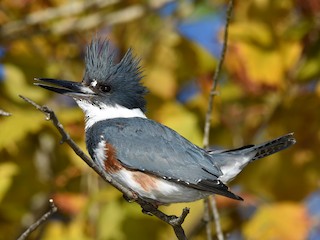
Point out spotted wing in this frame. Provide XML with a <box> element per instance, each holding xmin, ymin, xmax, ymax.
<box><xmin>86</xmin><ymin>117</ymin><xmax>241</xmax><ymax>200</ymax></box>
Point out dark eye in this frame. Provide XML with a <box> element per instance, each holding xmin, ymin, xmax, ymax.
<box><xmin>98</xmin><ymin>84</ymin><xmax>111</xmax><ymax>93</ymax></box>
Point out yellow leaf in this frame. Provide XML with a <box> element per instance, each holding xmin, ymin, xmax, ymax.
<box><xmin>243</xmin><ymin>202</ymin><xmax>310</xmax><ymax>240</ymax></box>
<box><xmin>280</xmin><ymin>41</ymin><xmax>301</xmax><ymax>70</ymax></box>
<box><xmin>145</xmin><ymin>67</ymin><xmax>177</xmax><ymax>99</ymax></box>
<box><xmin>226</xmin><ymin>22</ymin><xmax>301</xmax><ymax>91</ymax></box>
<box><xmin>0</xmin><ymin>110</ymin><xmax>45</xmax><ymax>153</ymax></box>
<box><xmin>229</xmin><ymin>21</ymin><xmax>273</xmax><ymax>47</ymax></box>
<box><xmin>154</xmin><ymin>102</ymin><xmax>203</xmax><ymax>146</ymax></box>
<box><xmin>98</xmin><ymin>201</ymin><xmax>126</xmax><ymax>240</ymax></box>
<box><xmin>3</xmin><ymin>64</ymin><xmax>46</xmax><ymax>103</ymax></box>
<box><xmin>42</xmin><ymin>217</ymin><xmax>88</xmax><ymax>240</ymax></box>
<box><xmin>143</xmin><ymin>36</ymin><xmax>179</xmax><ymax>100</ymax></box>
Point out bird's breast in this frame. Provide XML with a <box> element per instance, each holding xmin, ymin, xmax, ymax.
<box><xmin>92</xmin><ymin>138</ymin><xmax>210</xmax><ymax>204</ymax></box>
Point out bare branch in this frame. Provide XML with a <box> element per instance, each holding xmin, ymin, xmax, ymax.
<box><xmin>201</xmin><ymin>1</ymin><xmax>234</xmax><ymax>240</ymax></box>
<box><xmin>19</xmin><ymin>95</ymin><xmax>189</xmax><ymax>240</ymax></box>
<box><xmin>203</xmin><ymin>199</ymin><xmax>213</xmax><ymax>240</ymax></box>
<box><xmin>140</xmin><ymin>203</ymin><xmax>190</xmax><ymax>239</ymax></box>
<box><xmin>17</xmin><ymin>199</ymin><xmax>57</xmax><ymax>240</ymax></box>
<box><xmin>203</xmin><ymin>0</ymin><xmax>234</xmax><ymax>148</ymax></box>
<box><xmin>210</xmin><ymin>196</ymin><xmax>224</xmax><ymax>240</ymax></box>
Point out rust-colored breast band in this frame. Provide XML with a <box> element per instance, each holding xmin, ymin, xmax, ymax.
<box><xmin>104</xmin><ymin>142</ymin><xmax>123</xmax><ymax>173</ymax></box>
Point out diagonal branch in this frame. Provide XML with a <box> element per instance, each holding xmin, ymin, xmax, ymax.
<box><xmin>19</xmin><ymin>95</ymin><xmax>134</xmax><ymax>198</ymax></box>
<box><xmin>201</xmin><ymin>1</ymin><xmax>234</xmax><ymax>240</ymax></box>
<box><xmin>19</xmin><ymin>95</ymin><xmax>189</xmax><ymax>240</ymax></box>
<box><xmin>17</xmin><ymin>199</ymin><xmax>57</xmax><ymax>240</ymax></box>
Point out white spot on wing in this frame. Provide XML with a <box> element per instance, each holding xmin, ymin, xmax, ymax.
<box><xmin>94</xmin><ymin>139</ymin><xmax>107</xmax><ymax>170</ymax></box>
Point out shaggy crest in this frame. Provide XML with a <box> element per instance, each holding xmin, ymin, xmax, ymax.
<box><xmin>83</xmin><ymin>39</ymin><xmax>148</xmax><ymax>111</ymax></box>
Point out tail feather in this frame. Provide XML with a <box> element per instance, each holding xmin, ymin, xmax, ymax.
<box><xmin>210</xmin><ymin>133</ymin><xmax>296</xmax><ymax>183</ymax></box>
<box><xmin>250</xmin><ymin>133</ymin><xmax>296</xmax><ymax>161</ymax></box>
<box><xmin>221</xmin><ymin>132</ymin><xmax>296</xmax><ymax>161</ymax></box>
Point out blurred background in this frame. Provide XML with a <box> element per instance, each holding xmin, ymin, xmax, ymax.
<box><xmin>0</xmin><ymin>0</ymin><xmax>320</xmax><ymax>239</ymax></box>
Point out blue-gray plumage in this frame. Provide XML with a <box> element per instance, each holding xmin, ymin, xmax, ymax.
<box><xmin>35</xmin><ymin>38</ymin><xmax>296</xmax><ymax>205</ymax></box>
<box><xmin>86</xmin><ymin>117</ymin><xmax>241</xmax><ymax>201</ymax></box>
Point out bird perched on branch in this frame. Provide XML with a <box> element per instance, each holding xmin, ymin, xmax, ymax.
<box><xmin>35</xmin><ymin>39</ymin><xmax>296</xmax><ymax>205</ymax></box>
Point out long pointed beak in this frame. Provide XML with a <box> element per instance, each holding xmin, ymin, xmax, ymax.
<box><xmin>34</xmin><ymin>78</ymin><xmax>94</xmax><ymax>98</ymax></box>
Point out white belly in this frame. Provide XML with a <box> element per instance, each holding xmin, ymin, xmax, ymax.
<box><xmin>112</xmin><ymin>169</ymin><xmax>211</xmax><ymax>204</ymax></box>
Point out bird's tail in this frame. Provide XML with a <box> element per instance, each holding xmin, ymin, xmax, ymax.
<box><xmin>222</xmin><ymin>133</ymin><xmax>296</xmax><ymax>161</ymax></box>
<box><xmin>209</xmin><ymin>133</ymin><xmax>296</xmax><ymax>183</ymax></box>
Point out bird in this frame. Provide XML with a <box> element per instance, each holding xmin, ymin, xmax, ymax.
<box><xmin>35</xmin><ymin>39</ymin><xmax>296</xmax><ymax>205</ymax></box>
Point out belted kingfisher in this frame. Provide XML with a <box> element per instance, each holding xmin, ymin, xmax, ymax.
<box><xmin>35</xmin><ymin>39</ymin><xmax>296</xmax><ymax>205</ymax></box>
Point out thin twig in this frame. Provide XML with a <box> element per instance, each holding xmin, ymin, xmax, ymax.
<box><xmin>210</xmin><ymin>196</ymin><xmax>223</xmax><ymax>240</ymax></box>
<box><xmin>203</xmin><ymin>0</ymin><xmax>234</xmax><ymax>148</ymax></box>
<box><xmin>17</xmin><ymin>199</ymin><xmax>57</xmax><ymax>240</ymax></box>
<box><xmin>203</xmin><ymin>199</ymin><xmax>213</xmax><ymax>240</ymax></box>
<box><xmin>201</xmin><ymin>1</ymin><xmax>234</xmax><ymax>240</ymax></box>
<box><xmin>19</xmin><ymin>95</ymin><xmax>189</xmax><ymax>240</ymax></box>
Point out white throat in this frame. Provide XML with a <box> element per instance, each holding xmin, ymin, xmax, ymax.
<box><xmin>75</xmin><ymin>99</ymin><xmax>147</xmax><ymax>130</ymax></box>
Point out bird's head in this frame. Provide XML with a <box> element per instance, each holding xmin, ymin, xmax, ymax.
<box><xmin>35</xmin><ymin>39</ymin><xmax>148</xmax><ymax>128</ymax></box>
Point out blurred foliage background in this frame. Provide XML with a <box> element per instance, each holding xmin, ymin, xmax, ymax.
<box><xmin>0</xmin><ymin>0</ymin><xmax>320</xmax><ymax>239</ymax></box>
